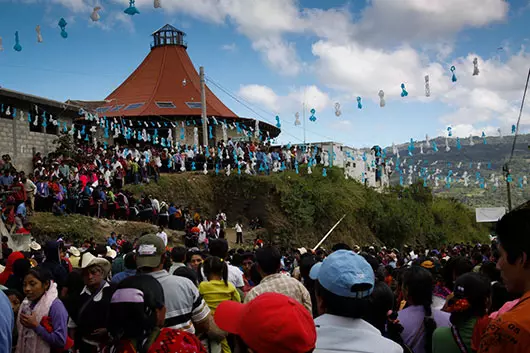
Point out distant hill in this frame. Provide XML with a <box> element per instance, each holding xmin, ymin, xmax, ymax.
<box><xmin>385</xmin><ymin>133</ymin><xmax>530</xmax><ymax>209</ymax></box>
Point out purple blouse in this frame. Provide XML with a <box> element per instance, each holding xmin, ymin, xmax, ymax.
<box><xmin>33</xmin><ymin>299</ymin><xmax>68</xmax><ymax>348</ymax></box>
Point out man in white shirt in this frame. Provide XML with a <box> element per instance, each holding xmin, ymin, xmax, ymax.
<box><xmin>156</xmin><ymin>226</ymin><xmax>168</xmax><ymax>247</ymax></box>
<box><xmin>234</xmin><ymin>221</ymin><xmax>243</xmax><ymax>245</ymax></box>
<box><xmin>310</xmin><ymin>250</ymin><xmax>403</xmax><ymax>353</ymax></box>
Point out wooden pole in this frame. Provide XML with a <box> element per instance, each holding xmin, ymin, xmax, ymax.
<box><xmin>312</xmin><ymin>214</ymin><xmax>347</xmax><ymax>252</ymax></box>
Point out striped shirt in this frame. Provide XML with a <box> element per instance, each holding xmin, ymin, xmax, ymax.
<box><xmin>147</xmin><ymin>270</ymin><xmax>210</xmax><ymax>333</ymax></box>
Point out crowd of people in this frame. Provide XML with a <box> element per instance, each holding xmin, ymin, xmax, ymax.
<box><xmin>0</xmin><ymin>207</ymin><xmax>529</xmax><ymax>353</ymax></box>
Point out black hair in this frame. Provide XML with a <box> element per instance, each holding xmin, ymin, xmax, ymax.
<box><xmin>331</xmin><ymin>243</ymin><xmax>352</xmax><ymax>252</ymax></box>
<box><xmin>1</xmin><ymin>236</ymin><xmax>8</xmax><ymax>243</ymax></box>
<box><xmin>480</xmin><ymin>261</ymin><xmax>501</xmax><ymax>283</ymax></box>
<box><xmin>121</xmin><ymin>241</ymin><xmax>133</xmax><ymax>255</ymax></box>
<box><xmin>13</xmin><ymin>258</ymin><xmax>31</xmax><ymax>278</ymax></box>
<box><xmin>364</xmin><ymin>281</ymin><xmax>395</xmax><ymax>334</ymax></box>
<box><xmin>452</xmin><ymin>257</ymin><xmax>474</xmax><ymax>280</ymax></box>
<box><xmin>255</xmin><ymin>246</ymin><xmax>281</xmax><ymax>275</ymax></box>
<box><xmin>402</xmin><ymin>266</ymin><xmax>436</xmax><ymax>353</ymax></box>
<box><xmin>449</xmin><ymin>273</ymin><xmax>491</xmax><ymax>326</ymax></box>
<box><xmin>170</xmin><ymin>246</ymin><xmax>187</xmax><ymax>263</ymax></box>
<box><xmin>108</xmin><ymin>275</ymin><xmax>165</xmax><ymax>353</ymax></box>
<box><xmin>472</xmin><ymin>252</ymin><xmax>483</xmax><ymax>265</ymax></box>
<box><xmin>496</xmin><ymin>209</ymin><xmax>530</xmax><ymax>265</ymax></box>
<box><xmin>209</xmin><ymin>239</ymin><xmax>229</xmax><ymax>259</ymax></box>
<box><xmin>25</xmin><ymin>267</ymin><xmax>53</xmax><ymax>294</ymax></box>
<box><xmin>202</xmin><ymin>256</ymin><xmax>228</xmax><ymax>286</ymax></box>
<box><xmin>3</xmin><ymin>289</ymin><xmax>24</xmax><ymax>302</ymax></box>
<box><xmin>186</xmin><ymin>250</ymin><xmax>204</xmax><ymax>264</ymax></box>
<box><xmin>316</xmin><ymin>281</ymin><xmax>369</xmax><ymax>318</ymax></box>
<box><xmin>124</xmin><ymin>253</ymin><xmax>137</xmax><ymax>270</ymax></box>
<box><xmin>173</xmin><ymin>266</ymin><xmax>199</xmax><ymax>286</ymax></box>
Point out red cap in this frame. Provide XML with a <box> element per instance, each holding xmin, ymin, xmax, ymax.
<box><xmin>214</xmin><ymin>293</ymin><xmax>316</xmax><ymax>353</ymax></box>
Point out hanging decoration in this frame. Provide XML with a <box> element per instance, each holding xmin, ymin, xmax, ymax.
<box><xmin>447</xmin><ymin>126</ymin><xmax>452</xmax><ymax>137</ymax></box>
<box><xmin>36</xmin><ymin>25</ymin><xmax>43</xmax><ymax>43</ymax></box>
<box><xmin>482</xmin><ymin>131</ymin><xmax>487</xmax><ymax>144</ymax></box>
<box><xmin>124</xmin><ymin>0</ymin><xmax>140</xmax><ymax>15</ymax></box>
<box><xmin>498</xmin><ymin>128</ymin><xmax>503</xmax><ymax>140</ymax></box>
<box><xmin>456</xmin><ymin>137</ymin><xmax>461</xmax><ymax>150</ymax></box>
<box><xmin>356</xmin><ymin>97</ymin><xmax>363</xmax><ymax>110</ymax></box>
<box><xmin>378</xmin><ymin>90</ymin><xmax>386</xmax><ymax>107</ymax></box>
<box><xmin>322</xmin><ymin>168</ymin><xmax>327</xmax><ymax>177</ymax></box>
<box><xmin>154</xmin><ymin>0</ymin><xmax>162</xmax><ymax>8</ymax></box>
<box><xmin>90</xmin><ymin>7</ymin><xmax>101</xmax><ymax>22</ymax></box>
<box><xmin>193</xmin><ymin>127</ymin><xmax>199</xmax><ymax>146</ymax></box>
<box><xmin>275</xmin><ymin>115</ymin><xmax>281</xmax><ymax>128</ymax></box>
<box><xmin>512</xmin><ymin>124</ymin><xmax>516</xmax><ymax>134</ymax></box>
<box><xmin>400</xmin><ymin>83</ymin><xmax>408</xmax><ymax>97</ymax></box>
<box><xmin>294</xmin><ymin>112</ymin><xmax>301</xmax><ymax>126</ymax></box>
<box><xmin>334</xmin><ymin>103</ymin><xmax>342</xmax><ymax>117</ymax></box>
<box><xmin>309</xmin><ymin>109</ymin><xmax>317</xmax><ymax>122</ymax></box>
<box><xmin>13</xmin><ymin>31</ymin><xmax>22</xmax><ymax>52</ymax></box>
<box><xmin>408</xmin><ymin>138</ymin><xmax>414</xmax><ymax>156</ymax></box>
<box><xmin>473</xmin><ymin>57</ymin><xmax>479</xmax><ymax>76</ymax></box>
<box><xmin>424</xmin><ymin>75</ymin><xmax>430</xmax><ymax>97</ymax></box>
<box><xmin>450</xmin><ymin>66</ymin><xmax>457</xmax><ymax>82</ymax></box>
<box><xmin>58</xmin><ymin>18</ymin><xmax>68</xmax><ymax>39</ymax></box>
<box><xmin>469</xmin><ymin>134</ymin><xmax>475</xmax><ymax>146</ymax></box>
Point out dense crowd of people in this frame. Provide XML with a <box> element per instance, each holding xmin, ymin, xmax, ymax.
<box><xmin>0</xmin><ymin>207</ymin><xmax>529</xmax><ymax>353</ymax></box>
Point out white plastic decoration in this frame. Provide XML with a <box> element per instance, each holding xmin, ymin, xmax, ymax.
<box><xmin>472</xmin><ymin>57</ymin><xmax>479</xmax><ymax>76</ymax></box>
<box><xmin>5</xmin><ymin>106</ymin><xmax>11</xmax><ymax>116</ymax></box>
<box><xmin>498</xmin><ymin>128</ymin><xmax>503</xmax><ymax>140</ymax></box>
<box><xmin>254</xmin><ymin>119</ymin><xmax>260</xmax><ymax>139</ymax></box>
<box><xmin>226</xmin><ymin>164</ymin><xmax>231</xmax><ymax>177</ymax></box>
<box><xmin>0</xmin><ymin>37</ymin><xmax>3</xmax><ymax>51</ymax></box>
<box><xmin>469</xmin><ymin>134</ymin><xmax>475</xmax><ymax>146</ymax></box>
<box><xmin>222</xmin><ymin>123</ymin><xmax>228</xmax><ymax>141</ymax></box>
<box><xmin>19</xmin><ymin>110</ymin><xmax>24</xmax><ymax>121</ymax></box>
<box><xmin>378</xmin><ymin>90</ymin><xmax>386</xmax><ymax>107</ymax></box>
<box><xmin>294</xmin><ymin>112</ymin><xmax>301</xmax><ymax>126</ymax></box>
<box><xmin>425</xmin><ymin>75</ymin><xmax>430</xmax><ymax>97</ymax></box>
<box><xmin>36</xmin><ymin>25</ymin><xmax>43</xmax><ymax>43</ymax></box>
<box><xmin>91</xmin><ymin>7</ymin><xmax>101</xmax><ymax>22</ymax></box>
<box><xmin>193</xmin><ymin>127</ymin><xmax>199</xmax><ymax>146</ymax></box>
<box><xmin>334</xmin><ymin>103</ymin><xmax>342</xmax><ymax>117</ymax></box>
<box><xmin>203</xmin><ymin>163</ymin><xmax>207</xmax><ymax>175</ymax></box>
<box><xmin>154</xmin><ymin>0</ymin><xmax>162</xmax><ymax>8</ymax></box>
<box><xmin>425</xmin><ymin>134</ymin><xmax>430</xmax><ymax>148</ymax></box>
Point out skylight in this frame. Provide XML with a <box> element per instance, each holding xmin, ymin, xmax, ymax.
<box><xmin>156</xmin><ymin>101</ymin><xmax>176</xmax><ymax>109</ymax></box>
<box><xmin>124</xmin><ymin>103</ymin><xmax>144</xmax><ymax>111</ymax></box>
<box><xmin>109</xmin><ymin>105</ymin><xmax>124</xmax><ymax>112</ymax></box>
<box><xmin>186</xmin><ymin>102</ymin><xmax>202</xmax><ymax>109</ymax></box>
<box><xmin>96</xmin><ymin>107</ymin><xmax>110</xmax><ymax>113</ymax></box>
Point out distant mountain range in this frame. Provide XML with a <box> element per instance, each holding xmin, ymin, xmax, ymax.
<box><xmin>384</xmin><ymin>133</ymin><xmax>530</xmax><ymax>209</ymax></box>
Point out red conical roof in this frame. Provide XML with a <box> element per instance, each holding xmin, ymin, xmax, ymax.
<box><xmin>99</xmin><ymin>25</ymin><xmax>238</xmax><ymax>119</ymax></box>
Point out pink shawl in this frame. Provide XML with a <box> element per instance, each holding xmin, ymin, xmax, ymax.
<box><xmin>16</xmin><ymin>282</ymin><xmax>59</xmax><ymax>353</ymax></box>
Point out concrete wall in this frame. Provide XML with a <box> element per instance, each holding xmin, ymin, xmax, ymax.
<box><xmin>0</xmin><ymin>118</ymin><xmax>63</xmax><ymax>173</ymax></box>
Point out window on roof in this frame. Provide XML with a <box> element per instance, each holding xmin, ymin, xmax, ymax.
<box><xmin>96</xmin><ymin>107</ymin><xmax>110</xmax><ymax>113</ymax></box>
<box><xmin>186</xmin><ymin>102</ymin><xmax>202</xmax><ymax>109</ymax></box>
<box><xmin>124</xmin><ymin>103</ymin><xmax>145</xmax><ymax>111</ymax></box>
<box><xmin>109</xmin><ymin>105</ymin><xmax>124</xmax><ymax>112</ymax></box>
<box><xmin>156</xmin><ymin>101</ymin><xmax>176</xmax><ymax>109</ymax></box>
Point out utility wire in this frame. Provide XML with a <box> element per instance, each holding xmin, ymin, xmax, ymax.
<box><xmin>508</xmin><ymin>68</ymin><xmax>530</xmax><ymax>165</ymax></box>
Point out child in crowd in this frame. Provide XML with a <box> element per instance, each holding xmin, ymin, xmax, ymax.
<box><xmin>199</xmin><ymin>256</ymin><xmax>241</xmax><ymax>353</ymax></box>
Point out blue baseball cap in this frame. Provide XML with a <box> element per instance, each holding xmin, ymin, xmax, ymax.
<box><xmin>309</xmin><ymin>250</ymin><xmax>375</xmax><ymax>298</ymax></box>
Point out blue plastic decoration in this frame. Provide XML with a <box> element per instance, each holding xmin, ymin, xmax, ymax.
<box><xmin>27</xmin><ymin>113</ymin><xmax>32</xmax><ymax>123</ymax></box>
<box><xmin>400</xmin><ymin>83</ymin><xmax>408</xmax><ymax>97</ymax></box>
<box><xmin>124</xmin><ymin>0</ymin><xmax>140</xmax><ymax>15</ymax></box>
<box><xmin>309</xmin><ymin>109</ymin><xmax>317</xmax><ymax>122</ymax></box>
<box><xmin>295</xmin><ymin>161</ymin><xmax>299</xmax><ymax>174</ymax></box>
<box><xmin>482</xmin><ymin>131</ymin><xmax>487</xmax><ymax>144</ymax></box>
<box><xmin>512</xmin><ymin>124</ymin><xmax>516</xmax><ymax>134</ymax></box>
<box><xmin>281</xmin><ymin>162</ymin><xmax>286</xmax><ymax>171</ymax></box>
<box><xmin>487</xmin><ymin>162</ymin><xmax>492</xmax><ymax>169</ymax></box>
<box><xmin>357</xmin><ymin>96</ymin><xmax>363</xmax><ymax>109</ymax></box>
<box><xmin>161</xmin><ymin>138</ymin><xmax>166</xmax><ymax>147</ymax></box>
<box><xmin>58</xmin><ymin>18</ymin><xmax>68</xmax><ymax>39</ymax></box>
<box><xmin>104</xmin><ymin>127</ymin><xmax>109</xmax><ymax>139</ymax></box>
<box><xmin>208</xmin><ymin>126</ymin><xmax>213</xmax><ymax>139</ymax></box>
<box><xmin>238</xmin><ymin>164</ymin><xmax>241</xmax><ymax>175</ymax></box>
<box><xmin>480</xmin><ymin>179</ymin><xmax>485</xmax><ymax>189</ymax></box>
<box><xmin>507</xmin><ymin>174</ymin><xmax>513</xmax><ymax>183</ymax></box>
<box><xmin>42</xmin><ymin>115</ymin><xmax>47</xmax><ymax>128</ymax></box>
<box><xmin>399</xmin><ymin>173</ymin><xmax>404</xmax><ymax>186</ymax></box>
<box><xmin>13</xmin><ymin>31</ymin><xmax>22</xmax><ymax>52</ymax></box>
<box><xmin>408</xmin><ymin>138</ymin><xmax>414</xmax><ymax>156</ymax></box>
<box><xmin>447</xmin><ymin>127</ymin><xmax>452</xmax><ymax>137</ymax></box>
<box><xmin>205</xmin><ymin>149</ymin><xmax>210</xmax><ymax>158</ymax></box>
<box><xmin>432</xmin><ymin>141</ymin><xmax>438</xmax><ymax>152</ymax></box>
<box><xmin>12</xmin><ymin>108</ymin><xmax>17</xmax><ymax>118</ymax></box>
<box><xmin>215</xmin><ymin>164</ymin><xmax>219</xmax><ymax>175</ymax></box>
<box><xmin>322</xmin><ymin>168</ymin><xmax>327</xmax><ymax>177</ymax></box>
<box><xmin>191</xmin><ymin>162</ymin><xmax>196</xmax><ymax>171</ymax></box>
<box><xmin>186</xmin><ymin>121</ymin><xmax>190</xmax><ymax>126</ymax></box>
<box><xmin>456</xmin><ymin>138</ymin><xmax>461</xmax><ymax>150</ymax></box>
<box><xmin>450</xmin><ymin>66</ymin><xmax>457</xmax><ymax>82</ymax></box>
<box><xmin>180</xmin><ymin>127</ymin><xmax>185</xmax><ymax>140</ymax></box>
<box><xmin>63</xmin><ymin>122</ymin><xmax>67</xmax><ymax>132</ymax></box>
<box><xmin>235</xmin><ymin>122</ymin><xmax>242</xmax><ymax>134</ymax></box>
<box><xmin>469</xmin><ymin>162</ymin><xmax>473</xmax><ymax>169</ymax></box>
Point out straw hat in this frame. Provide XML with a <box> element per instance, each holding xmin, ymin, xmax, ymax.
<box><xmin>106</xmin><ymin>246</ymin><xmax>117</xmax><ymax>259</ymax></box>
<box><xmin>29</xmin><ymin>241</ymin><xmax>42</xmax><ymax>251</ymax></box>
<box><xmin>81</xmin><ymin>252</ymin><xmax>111</xmax><ymax>276</ymax></box>
<box><xmin>68</xmin><ymin>246</ymin><xmax>81</xmax><ymax>257</ymax></box>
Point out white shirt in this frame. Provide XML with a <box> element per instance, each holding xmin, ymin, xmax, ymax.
<box><xmin>235</xmin><ymin>224</ymin><xmax>242</xmax><ymax>233</ymax></box>
<box><xmin>156</xmin><ymin>231</ymin><xmax>168</xmax><ymax>246</ymax></box>
<box><xmin>152</xmin><ymin>199</ymin><xmax>160</xmax><ymax>212</ymax></box>
<box><xmin>314</xmin><ymin>314</ymin><xmax>402</xmax><ymax>353</ymax></box>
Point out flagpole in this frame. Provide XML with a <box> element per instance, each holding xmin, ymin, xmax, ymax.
<box><xmin>312</xmin><ymin>214</ymin><xmax>347</xmax><ymax>252</ymax></box>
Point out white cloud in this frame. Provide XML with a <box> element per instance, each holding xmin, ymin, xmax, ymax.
<box><xmin>221</xmin><ymin>43</ymin><xmax>237</xmax><ymax>52</ymax></box>
<box><xmin>252</xmin><ymin>38</ymin><xmax>301</xmax><ymax>76</ymax></box>
<box><xmin>238</xmin><ymin>84</ymin><xmax>280</xmax><ymax>111</ymax></box>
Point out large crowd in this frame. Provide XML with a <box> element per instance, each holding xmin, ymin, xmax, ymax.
<box><xmin>0</xmin><ymin>207</ymin><xmax>529</xmax><ymax>353</ymax></box>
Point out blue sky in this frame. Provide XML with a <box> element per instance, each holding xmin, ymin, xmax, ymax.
<box><xmin>0</xmin><ymin>0</ymin><xmax>529</xmax><ymax>148</ymax></box>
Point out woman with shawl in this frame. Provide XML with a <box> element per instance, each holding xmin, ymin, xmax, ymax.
<box><xmin>16</xmin><ymin>267</ymin><xmax>70</xmax><ymax>353</ymax></box>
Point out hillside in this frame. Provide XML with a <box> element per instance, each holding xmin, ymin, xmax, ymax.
<box><xmin>386</xmin><ymin>133</ymin><xmax>530</xmax><ymax>208</ymax></box>
<box><xmin>122</xmin><ymin>167</ymin><xmax>489</xmax><ymax>248</ymax></box>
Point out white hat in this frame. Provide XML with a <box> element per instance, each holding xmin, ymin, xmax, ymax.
<box><xmin>106</xmin><ymin>246</ymin><xmax>117</xmax><ymax>259</ymax></box>
<box><xmin>81</xmin><ymin>252</ymin><xmax>111</xmax><ymax>276</ymax></box>
<box><xmin>29</xmin><ymin>241</ymin><xmax>41</xmax><ymax>251</ymax></box>
<box><xmin>297</xmin><ymin>247</ymin><xmax>307</xmax><ymax>255</ymax></box>
<box><xmin>68</xmin><ymin>246</ymin><xmax>81</xmax><ymax>257</ymax></box>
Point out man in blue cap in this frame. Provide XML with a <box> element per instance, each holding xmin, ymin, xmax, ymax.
<box><xmin>310</xmin><ymin>249</ymin><xmax>402</xmax><ymax>353</ymax></box>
